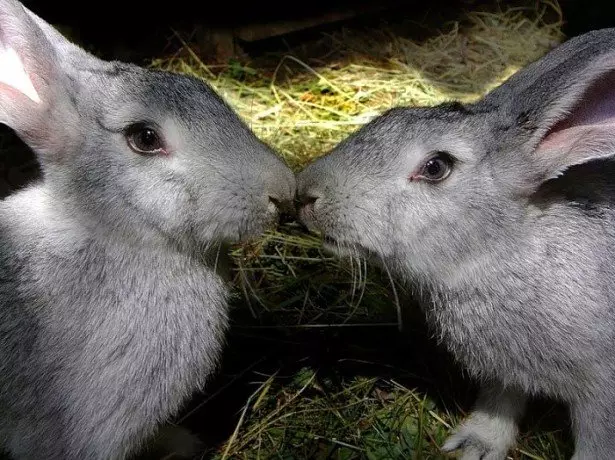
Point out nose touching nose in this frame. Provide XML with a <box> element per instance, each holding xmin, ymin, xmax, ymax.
<box><xmin>268</xmin><ymin>195</ymin><xmax>296</xmax><ymax>224</ymax></box>
<box><xmin>263</xmin><ymin>161</ymin><xmax>327</xmax><ymax>225</ymax></box>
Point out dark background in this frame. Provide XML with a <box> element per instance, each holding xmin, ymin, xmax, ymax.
<box><xmin>18</xmin><ymin>0</ymin><xmax>615</xmax><ymax>61</ymax></box>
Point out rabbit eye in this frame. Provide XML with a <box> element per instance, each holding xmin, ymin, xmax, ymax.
<box><xmin>412</xmin><ymin>152</ymin><xmax>453</xmax><ymax>182</ymax></box>
<box><xmin>125</xmin><ymin>124</ymin><xmax>166</xmax><ymax>155</ymax></box>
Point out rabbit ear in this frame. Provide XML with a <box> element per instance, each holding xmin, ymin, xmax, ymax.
<box><xmin>532</xmin><ymin>58</ymin><xmax>615</xmax><ymax>182</ymax></box>
<box><xmin>0</xmin><ymin>0</ymin><xmax>93</xmax><ymax>155</ymax></box>
<box><xmin>23</xmin><ymin>8</ymin><xmax>104</xmax><ymax>71</ymax></box>
<box><xmin>0</xmin><ymin>1</ymin><xmax>52</xmax><ymax>108</ymax></box>
<box><xmin>488</xmin><ymin>29</ymin><xmax>615</xmax><ymax>184</ymax></box>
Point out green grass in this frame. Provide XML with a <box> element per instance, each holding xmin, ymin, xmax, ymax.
<box><xmin>149</xmin><ymin>2</ymin><xmax>575</xmax><ymax>459</ymax></box>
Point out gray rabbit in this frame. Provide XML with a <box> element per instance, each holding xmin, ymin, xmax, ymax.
<box><xmin>0</xmin><ymin>0</ymin><xmax>295</xmax><ymax>458</ymax></box>
<box><xmin>297</xmin><ymin>28</ymin><xmax>615</xmax><ymax>460</ymax></box>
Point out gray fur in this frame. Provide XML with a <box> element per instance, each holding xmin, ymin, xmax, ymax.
<box><xmin>0</xmin><ymin>0</ymin><xmax>295</xmax><ymax>458</ymax></box>
<box><xmin>297</xmin><ymin>28</ymin><xmax>615</xmax><ymax>459</ymax></box>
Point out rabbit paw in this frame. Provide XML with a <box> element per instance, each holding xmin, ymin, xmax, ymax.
<box><xmin>441</xmin><ymin>412</ymin><xmax>517</xmax><ymax>460</ymax></box>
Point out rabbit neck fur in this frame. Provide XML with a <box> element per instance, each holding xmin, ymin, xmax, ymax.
<box><xmin>411</xmin><ymin>192</ymin><xmax>615</xmax><ymax>404</ymax></box>
<box><xmin>0</xmin><ymin>184</ymin><xmax>230</xmax><ymax>458</ymax></box>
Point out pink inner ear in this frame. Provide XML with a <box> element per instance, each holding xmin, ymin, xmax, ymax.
<box><xmin>538</xmin><ymin>70</ymin><xmax>615</xmax><ymax>154</ymax></box>
<box><xmin>0</xmin><ymin>46</ymin><xmax>40</xmax><ymax>103</ymax></box>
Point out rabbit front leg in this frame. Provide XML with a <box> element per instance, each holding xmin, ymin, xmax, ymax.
<box><xmin>442</xmin><ymin>383</ymin><xmax>527</xmax><ymax>460</ymax></box>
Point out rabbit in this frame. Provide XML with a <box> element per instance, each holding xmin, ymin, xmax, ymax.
<box><xmin>0</xmin><ymin>0</ymin><xmax>296</xmax><ymax>459</ymax></box>
<box><xmin>296</xmin><ymin>27</ymin><xmax>615</xmax><ymax>460</ymax></box>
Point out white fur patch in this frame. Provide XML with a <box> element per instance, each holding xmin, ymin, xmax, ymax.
<box><xmin>0</xmin><ymin>46</ymin><xmax>41</xmax><ymax>103</ymax></box>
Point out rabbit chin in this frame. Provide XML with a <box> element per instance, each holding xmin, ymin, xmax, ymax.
<box><xmin>201</xmin><ymin>213</ymin><xmax>278</xmax><ymax>247</ymax></box>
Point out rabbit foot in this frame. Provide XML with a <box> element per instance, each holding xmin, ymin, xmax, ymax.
<box><xmin>441</xmin><ymin>412</ymin><xmax>517</xmax><ymax>460</ymax></box>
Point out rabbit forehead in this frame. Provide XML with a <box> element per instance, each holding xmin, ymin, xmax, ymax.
<box><xmin>85</xmin><ymin>65</ymin><xmax>237</xmax><ymax>127</ymax></box>
<box><xmin>135</xmin><ymin>70</ymin><xmax>238</xmax><ymax>122</ymax></box>
<box><xmin>399</xmin><ymin>119</ymin><xmax>478</xmax><ymax>163</ymax></box>
<box><xmin>342</xmin><ymin>106</ymin><xmax>480</xmax><ymax>165</ymax></box>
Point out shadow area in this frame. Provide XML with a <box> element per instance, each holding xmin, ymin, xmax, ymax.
<box><xmin>174</xmin><ymin>267</ymin><xmax>574</xmax><ymax>458</ymax></box>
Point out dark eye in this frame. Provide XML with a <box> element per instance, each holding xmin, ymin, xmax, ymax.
<box><xmin>125</xmin><ymin>124</ymin><xmax>166</xmax><ymax>155</ymax></box>
<box><xmin>414</xmin><ymin>152</ymin><xmax>454</xmax><ymax>182</ymax></box>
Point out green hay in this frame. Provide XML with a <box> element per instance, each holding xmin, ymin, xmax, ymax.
<box><xmin>150</xmin><ymin>2</ymin><xmax>571</xmax><ymax>459</ymax></box>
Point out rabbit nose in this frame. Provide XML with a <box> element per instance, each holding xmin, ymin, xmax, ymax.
<box><xmin>262</xmin><ymin>156</ymin><xmax>296</xmax><ymax>218</ymax></box>
<box><xmin>268</xmin><ymin>195</ymin><xmax>296</xmax><ymax>222</ymax></box>
<box><xmin>294</xmin><ymin>192</ymin><xmax>322</xmax><ymax>232</ymax></box>
<box><xmin>297</xmin><ymin>192</ymin><xmax>320</xmax><ymax>212</ymax></box>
